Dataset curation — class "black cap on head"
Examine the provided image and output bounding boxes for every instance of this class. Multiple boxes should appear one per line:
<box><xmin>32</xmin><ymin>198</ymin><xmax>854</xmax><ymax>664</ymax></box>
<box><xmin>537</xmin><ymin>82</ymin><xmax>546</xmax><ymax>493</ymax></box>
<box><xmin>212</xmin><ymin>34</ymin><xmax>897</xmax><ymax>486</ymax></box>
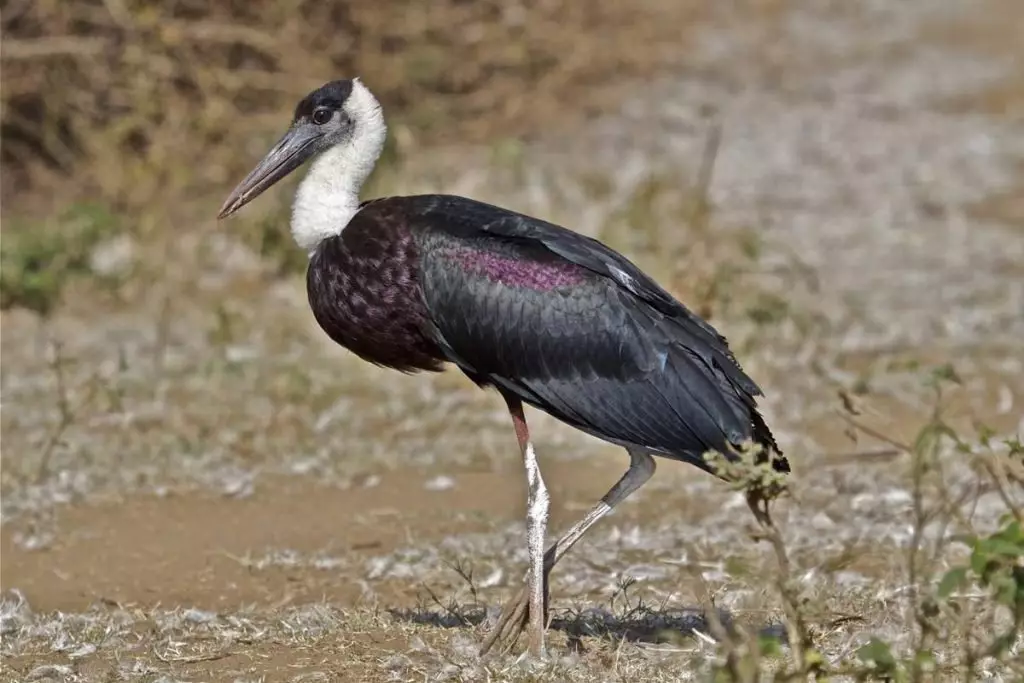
<box><xmin>218</xmin><ymin>78</ymin><xmax>366</xmax><ymax>220</ymax></box>
<box><xmin>293</xmin><ymin>80</ymin><xmax>355</xmax><ymax>124</ymax></box>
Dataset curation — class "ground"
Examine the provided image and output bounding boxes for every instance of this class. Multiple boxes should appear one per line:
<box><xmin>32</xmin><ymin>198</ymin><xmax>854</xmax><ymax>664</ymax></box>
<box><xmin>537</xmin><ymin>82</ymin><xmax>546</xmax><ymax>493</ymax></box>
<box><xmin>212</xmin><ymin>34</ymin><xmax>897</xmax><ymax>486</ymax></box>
<box><xmin>2</xmin><ymin>1</ymin><xmax>1023</xmax><ymax>681</ymax></box>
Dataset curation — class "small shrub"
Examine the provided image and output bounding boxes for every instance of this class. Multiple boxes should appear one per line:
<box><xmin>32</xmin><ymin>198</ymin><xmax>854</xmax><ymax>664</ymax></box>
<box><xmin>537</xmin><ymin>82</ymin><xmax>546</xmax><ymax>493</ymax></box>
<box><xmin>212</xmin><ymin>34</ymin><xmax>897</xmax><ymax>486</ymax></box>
<box><xmin>704</xmin><ymin>368</ymin><xmax>1024</xmax><ymax>682</ymax></box>
<box><xmin>1</xmin><ymin>201</ymin><xmax>120</xmax><ymax>315</ymax></box>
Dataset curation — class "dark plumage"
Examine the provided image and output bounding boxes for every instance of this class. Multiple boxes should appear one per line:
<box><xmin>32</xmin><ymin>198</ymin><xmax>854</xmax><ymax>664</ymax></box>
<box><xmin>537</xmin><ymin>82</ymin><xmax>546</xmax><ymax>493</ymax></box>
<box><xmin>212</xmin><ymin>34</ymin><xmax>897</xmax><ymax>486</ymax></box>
<box><xmin>309</xmin><ymin>194</ymin><xmax>786</xmax><ymax>475</ymax></box>
<box><xmin>307</xmin><ymin>207</ymin><xmax>443</xmax><ymax>373</ymax></box>
<box><xmin>218</xmin><ymin>78</ymin><xmax>787</xmax><ymax>658</ymax></box>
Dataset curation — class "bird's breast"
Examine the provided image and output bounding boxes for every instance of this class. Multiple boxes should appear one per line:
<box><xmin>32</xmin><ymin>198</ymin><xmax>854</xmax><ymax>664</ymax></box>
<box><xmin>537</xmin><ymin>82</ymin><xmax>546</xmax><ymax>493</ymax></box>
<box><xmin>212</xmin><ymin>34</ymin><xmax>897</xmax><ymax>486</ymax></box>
<box><xmin>306</xmin><ymin>223</ymin><xmax>445</xmax><ymax>373</ymax></box>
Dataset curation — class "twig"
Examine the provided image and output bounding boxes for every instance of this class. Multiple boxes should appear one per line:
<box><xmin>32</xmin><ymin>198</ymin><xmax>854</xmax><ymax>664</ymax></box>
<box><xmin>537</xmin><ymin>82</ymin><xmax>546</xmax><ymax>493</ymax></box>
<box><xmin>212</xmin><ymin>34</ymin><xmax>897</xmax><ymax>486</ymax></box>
<box><xmin>445</xmin><ymin>558</ymin><xmax>481</xmax><ymax>604</ymax></box>
<box><xmin>976</xmin><ymin>454</ymin><xmax>1023</xmax><ymax>524</ymax></box>
<box><xmin>690</xmin><ymin>566</ymin><xmax>751</xmax><ymax>682</ymax></box>
<box><xmin>745</xmin><ymin>491</ymin><xmax>817</xmax><ymax>679</ymax></box>
<box><xmin>689</xmin><ymin>118</ymin><xmax>723</xmax><ymax>235</ymax></box>
<box><xmin>35</xmin><ymin>341</ymin><xmax>101</xmax><ymax>483</ymax></box>
<box><xmin>153</xmin><ymin>649</ymin><xmax>232</xmax><ymax>664</ymax></box>
<box><xmin>36</xmin><ymin>341</ymin><xmax>73</xmax><ymax>482</ymax></box>
<box><xmin>818</xmin><ymin>447</ymin><xmax>903</xmax><ymax>466</ymax></box>
<box><xmin>2</xmin><ymin>37</ymin><xmax>107</xmax><ymax>60</ymax></box>
<box><xmin>152</xmin><ymin>294</ymin><xmax>173</xmax><ymax>375</ymax></box>
<box><xmin>100</xmin><ymin>0</ymin><xmax>135</xmax><ymax>29</ymax></box>
<box><xmin>906</xmin><ymin>398</ymin><xmax>949</xmax><ymax>683</ymax></box>
<box><xmin>162</xmin><ymin>19</ymin><xmax>281</xmax><ymax>53</ymax></box>
<box><xmin>835</xmin><ymin>411</ymin><xmax>912</xmax><ymax>452</ymax></box>
<box><xmin>421</xmin><ymin>583</ymin><xmax>471</xmax><ymax>628</ymax></box>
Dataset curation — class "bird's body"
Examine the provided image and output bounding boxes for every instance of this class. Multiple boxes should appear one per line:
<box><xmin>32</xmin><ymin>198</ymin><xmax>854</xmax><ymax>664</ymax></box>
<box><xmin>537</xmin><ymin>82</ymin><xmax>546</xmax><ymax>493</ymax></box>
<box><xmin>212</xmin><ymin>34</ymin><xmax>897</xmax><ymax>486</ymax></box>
<box><xmin>307</xmin><ymin>194</ymin><xmax>782</xmax><ymax>475</ymax></box>
<box><xmin>219</xmin><ymin>78</ymin><xmax>787</xmax><ymax>658</ymax></box>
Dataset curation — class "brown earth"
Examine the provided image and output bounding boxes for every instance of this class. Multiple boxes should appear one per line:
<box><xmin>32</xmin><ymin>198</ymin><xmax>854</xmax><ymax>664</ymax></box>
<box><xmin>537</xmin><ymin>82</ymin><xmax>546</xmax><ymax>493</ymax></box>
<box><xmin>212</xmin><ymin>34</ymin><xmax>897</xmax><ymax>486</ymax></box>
<box><xmin>2</xmin><ymin>460</ymin><xmax>641</xmax><ymax>613</ymax></box>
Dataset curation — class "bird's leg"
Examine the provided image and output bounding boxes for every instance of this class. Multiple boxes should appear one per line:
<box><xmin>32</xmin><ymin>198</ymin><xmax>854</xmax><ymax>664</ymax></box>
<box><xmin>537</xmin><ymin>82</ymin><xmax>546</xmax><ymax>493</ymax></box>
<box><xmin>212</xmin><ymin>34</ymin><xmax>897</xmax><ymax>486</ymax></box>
<box><xmin>501</xmin><ymin>394</ymin><xmax>550</xmax><ymax>658</ymax></box>
<box><xmin>480</xmin><ymin>448</ymin><xmax>656</xmax><ymax>656</ymax></box>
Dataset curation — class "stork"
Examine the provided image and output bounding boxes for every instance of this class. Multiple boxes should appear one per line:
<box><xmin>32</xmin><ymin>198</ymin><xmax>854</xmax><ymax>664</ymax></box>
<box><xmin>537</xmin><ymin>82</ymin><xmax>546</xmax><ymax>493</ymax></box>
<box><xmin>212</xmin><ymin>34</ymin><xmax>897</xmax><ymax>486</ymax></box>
<box><xmin>218</xmin><ymin>78</ymin><xmax>788</xmax><ymax>657</ymax></box>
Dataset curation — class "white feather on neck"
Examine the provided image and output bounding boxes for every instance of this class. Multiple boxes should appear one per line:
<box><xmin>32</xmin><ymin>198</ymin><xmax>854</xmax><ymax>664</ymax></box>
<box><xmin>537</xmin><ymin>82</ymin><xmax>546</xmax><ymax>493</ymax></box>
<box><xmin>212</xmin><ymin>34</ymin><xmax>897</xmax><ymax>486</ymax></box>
<box><xmin>291</xmin><ymin>79</ymin><xmax>386</xmax><ymax>254</ymax></box>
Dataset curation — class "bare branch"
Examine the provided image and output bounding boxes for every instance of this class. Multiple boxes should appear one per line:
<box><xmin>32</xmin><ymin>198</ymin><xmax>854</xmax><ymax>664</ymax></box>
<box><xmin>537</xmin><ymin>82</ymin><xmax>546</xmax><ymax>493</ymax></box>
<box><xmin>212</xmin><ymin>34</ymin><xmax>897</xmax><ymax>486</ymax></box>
<box><xmin>2</xmin><ymin>37</ymin><xmax>107</xmax><ymax>61</ymax></box>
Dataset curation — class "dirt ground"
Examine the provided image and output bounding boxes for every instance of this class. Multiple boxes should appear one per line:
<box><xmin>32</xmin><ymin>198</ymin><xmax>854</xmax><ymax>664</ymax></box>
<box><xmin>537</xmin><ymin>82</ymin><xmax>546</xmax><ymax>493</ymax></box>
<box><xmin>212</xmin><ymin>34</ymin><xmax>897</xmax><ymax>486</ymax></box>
<box><xmin>2</xmin><ymin>1</ymin><xmax>1023</xmax><ymax>681</ymax></box>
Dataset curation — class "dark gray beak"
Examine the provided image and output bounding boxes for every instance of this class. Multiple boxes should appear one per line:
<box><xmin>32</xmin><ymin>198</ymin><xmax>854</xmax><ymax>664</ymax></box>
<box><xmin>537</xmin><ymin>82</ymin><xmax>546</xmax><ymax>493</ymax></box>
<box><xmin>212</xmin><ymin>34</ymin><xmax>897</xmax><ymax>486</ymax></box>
<box><xmin>218</xmin><ymin>125</ymin><xmax>322</xmax><ymax>219</ymax></box>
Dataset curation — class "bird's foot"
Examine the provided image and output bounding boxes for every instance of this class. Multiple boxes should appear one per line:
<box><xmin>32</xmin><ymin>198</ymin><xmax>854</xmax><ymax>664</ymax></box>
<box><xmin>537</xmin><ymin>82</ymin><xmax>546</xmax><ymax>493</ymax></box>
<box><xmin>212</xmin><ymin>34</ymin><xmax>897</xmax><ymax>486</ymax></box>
<box><xmin>479</xmin><ymin>583</ymin><xmax>549</xmax><ymax>657</ymax></box>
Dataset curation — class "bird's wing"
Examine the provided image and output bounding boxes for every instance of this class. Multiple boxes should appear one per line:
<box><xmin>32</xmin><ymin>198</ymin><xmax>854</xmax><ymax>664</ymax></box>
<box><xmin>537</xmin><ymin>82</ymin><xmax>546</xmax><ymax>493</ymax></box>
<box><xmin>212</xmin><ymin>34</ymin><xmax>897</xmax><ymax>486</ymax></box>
<box><xmin>416</xmin><ymin>195</ymin><xmax>763</xmax><ymax>398</ymax></box>
<box><xmin>409</xmin><ymin>195</ymin><xmax>782</xmax><ymax>470</ymax></box>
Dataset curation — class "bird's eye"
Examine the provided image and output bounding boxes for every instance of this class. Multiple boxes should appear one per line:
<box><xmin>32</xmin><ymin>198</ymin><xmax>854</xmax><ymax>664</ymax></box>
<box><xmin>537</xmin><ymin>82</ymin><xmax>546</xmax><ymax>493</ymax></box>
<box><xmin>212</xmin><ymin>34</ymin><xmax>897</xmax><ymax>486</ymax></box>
<box><xmin>311</xmin><ymin>108</ymin><xmax>332</xmax><ymax>125</ymax></box>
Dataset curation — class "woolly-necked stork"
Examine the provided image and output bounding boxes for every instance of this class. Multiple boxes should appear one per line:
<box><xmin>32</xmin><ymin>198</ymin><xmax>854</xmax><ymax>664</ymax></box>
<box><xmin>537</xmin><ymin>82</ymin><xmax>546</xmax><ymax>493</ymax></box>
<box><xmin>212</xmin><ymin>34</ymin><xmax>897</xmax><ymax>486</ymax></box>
<box><xmin>218</xmin><ymin>78</ymin><xmax>787</xmax><ymax>657</ymax></box>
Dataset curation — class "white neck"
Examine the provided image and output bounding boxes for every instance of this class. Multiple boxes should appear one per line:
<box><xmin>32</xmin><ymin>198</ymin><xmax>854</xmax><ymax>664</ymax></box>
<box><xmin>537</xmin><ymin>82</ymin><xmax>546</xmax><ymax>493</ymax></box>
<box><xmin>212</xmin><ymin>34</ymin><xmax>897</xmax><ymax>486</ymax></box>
<box><xmin>291</xmin><ymin>79</ymin><xmax>386</xmax><ymax>254</ymax></box>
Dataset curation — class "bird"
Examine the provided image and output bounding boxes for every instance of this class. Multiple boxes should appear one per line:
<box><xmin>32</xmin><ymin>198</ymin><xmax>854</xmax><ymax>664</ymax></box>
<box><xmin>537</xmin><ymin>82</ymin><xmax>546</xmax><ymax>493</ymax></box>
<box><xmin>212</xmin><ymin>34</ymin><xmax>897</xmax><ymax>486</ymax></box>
<box><xmin>218</xmin><ymin>77</ymin><xmax>788</xmax><ymax>658</ymax></box>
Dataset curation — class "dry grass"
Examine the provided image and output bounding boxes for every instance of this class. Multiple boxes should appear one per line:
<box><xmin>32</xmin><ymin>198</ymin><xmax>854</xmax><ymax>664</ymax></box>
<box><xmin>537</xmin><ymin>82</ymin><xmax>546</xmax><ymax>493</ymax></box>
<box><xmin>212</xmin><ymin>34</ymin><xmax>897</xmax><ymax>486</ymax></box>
<box><xmin>2</xmin><ymin>0</ymin><xmax>701</xmax><ymax>213</ymax></box>
<box><xmin>3</xmin><ymin>0</ymin><xmax>1024</xmax><ymax>681</ymax></box>
<box><xmin>1</xmin><ymin>412</ymin><xmax>1021</xmax><ymax>681</ymax></box>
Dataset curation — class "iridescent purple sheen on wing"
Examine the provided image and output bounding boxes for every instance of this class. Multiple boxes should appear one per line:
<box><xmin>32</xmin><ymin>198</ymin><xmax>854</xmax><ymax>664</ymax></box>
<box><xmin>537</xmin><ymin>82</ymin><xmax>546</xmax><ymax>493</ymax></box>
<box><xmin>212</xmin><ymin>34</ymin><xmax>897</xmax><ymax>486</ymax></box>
<box><xmin>446</xmin><ymin>246</ymin><xmax>587</xmax><ymax>290</ymax></box>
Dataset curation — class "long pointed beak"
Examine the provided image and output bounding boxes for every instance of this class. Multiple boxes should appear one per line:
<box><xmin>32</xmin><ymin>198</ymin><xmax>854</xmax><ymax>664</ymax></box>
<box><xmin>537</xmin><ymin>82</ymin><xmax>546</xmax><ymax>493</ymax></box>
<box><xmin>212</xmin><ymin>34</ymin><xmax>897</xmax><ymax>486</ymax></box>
<box><xmin>217</xmin><ymin>126</ymin><xmax>322</xmax><ymax>219</ymax></box>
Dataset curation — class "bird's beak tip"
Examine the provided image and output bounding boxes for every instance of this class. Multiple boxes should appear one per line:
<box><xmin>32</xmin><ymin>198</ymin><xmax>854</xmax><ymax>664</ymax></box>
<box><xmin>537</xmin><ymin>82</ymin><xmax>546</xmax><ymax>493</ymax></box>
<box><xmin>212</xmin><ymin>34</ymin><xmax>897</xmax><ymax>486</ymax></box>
<box><xmin>217</xmin><ymin>196</ymin><xmax>239</xmax><ymax>220</ymax></box>
<box><xmin>217</xmin><ymin>125</ymin><xmax>315</xmax><ymax>222</ymax></box>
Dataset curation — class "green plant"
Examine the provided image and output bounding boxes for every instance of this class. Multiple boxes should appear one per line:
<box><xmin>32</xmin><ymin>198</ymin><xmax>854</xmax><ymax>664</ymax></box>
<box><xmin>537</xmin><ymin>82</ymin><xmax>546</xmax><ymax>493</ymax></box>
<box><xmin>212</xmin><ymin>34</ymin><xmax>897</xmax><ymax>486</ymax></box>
<box><xmin>0</xmin><ymin>201</ymin><xmax>121</xmax><ymax>315</ymax></box>
<box><xmin>702</xmin><ymin>367</ymin><xmax>1024</xmax><ymax>682</ymax></box>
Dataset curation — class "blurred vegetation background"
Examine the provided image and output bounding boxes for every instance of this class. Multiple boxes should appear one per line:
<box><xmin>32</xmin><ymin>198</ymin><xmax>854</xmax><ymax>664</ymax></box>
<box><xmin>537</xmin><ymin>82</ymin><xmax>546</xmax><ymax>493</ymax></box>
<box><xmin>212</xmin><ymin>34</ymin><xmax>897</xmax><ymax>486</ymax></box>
<box><xmin>2</xmin><ymin>0</ymin><xmax>696</xmax><ymax>214</ymax></box>
<box><xmin>4</xmin><ymin>0</ymin><xmax>751</xmax><ymax>321</ymax></box>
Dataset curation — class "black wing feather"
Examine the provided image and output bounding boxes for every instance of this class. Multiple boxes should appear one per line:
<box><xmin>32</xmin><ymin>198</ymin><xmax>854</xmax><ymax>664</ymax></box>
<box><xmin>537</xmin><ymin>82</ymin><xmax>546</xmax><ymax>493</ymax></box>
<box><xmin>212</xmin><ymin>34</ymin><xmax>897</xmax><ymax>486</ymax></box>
<box><xmin>401</xmin><ymin>194</ymin><xmax>784</xmax><ymax>474</ymax></box>
<box><xmin>415</xmin><ymin>196</ymin><xmax>764</xmax><ymax>395</ymax></box>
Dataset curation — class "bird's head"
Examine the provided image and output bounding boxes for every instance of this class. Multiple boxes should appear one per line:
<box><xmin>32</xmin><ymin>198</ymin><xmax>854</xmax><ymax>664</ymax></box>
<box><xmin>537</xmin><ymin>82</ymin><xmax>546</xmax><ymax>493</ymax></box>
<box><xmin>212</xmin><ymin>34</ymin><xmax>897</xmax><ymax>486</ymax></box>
<box><xmin>218</xmin><ymin>78</ymin><xmax>381</xmax><ymax>219</ymax></box>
